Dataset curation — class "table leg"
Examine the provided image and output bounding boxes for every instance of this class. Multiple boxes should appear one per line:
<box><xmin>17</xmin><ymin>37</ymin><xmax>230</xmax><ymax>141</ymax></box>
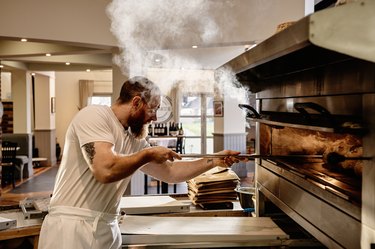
<box><xmin>33</xmin><ymin>235</ymin><xmax>39</xmax><ymax>249</ymax></box>
<box><xmin>144</xmin><ymin>174</ymin><xmax>148</xmax><ymax>195</ymax></box>
<box><xmin>161</xmin><ymin>182</ymin><xmax>168</xmax><ymax>193</ymax></box>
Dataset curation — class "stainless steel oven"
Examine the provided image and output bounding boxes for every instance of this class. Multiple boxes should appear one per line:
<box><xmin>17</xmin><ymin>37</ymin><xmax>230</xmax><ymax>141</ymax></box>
<box><xmin>217</xmin><ymin>2</ymin><xmax>375</xmax><ymax>248</ymax></box>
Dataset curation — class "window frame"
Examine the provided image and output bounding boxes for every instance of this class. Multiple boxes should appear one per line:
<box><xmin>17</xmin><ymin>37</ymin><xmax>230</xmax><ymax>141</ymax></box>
<box><xmin>179</xmin><ymin>92</ymin><xmax>213</xmax><ymax>154</ymax></box>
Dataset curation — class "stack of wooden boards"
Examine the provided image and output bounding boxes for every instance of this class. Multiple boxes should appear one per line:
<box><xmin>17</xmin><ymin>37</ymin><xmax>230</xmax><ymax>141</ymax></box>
<box><xmin>187</xmin><ymin>167</ymin><xmax>240</xmax><ymax>209</ymax></box>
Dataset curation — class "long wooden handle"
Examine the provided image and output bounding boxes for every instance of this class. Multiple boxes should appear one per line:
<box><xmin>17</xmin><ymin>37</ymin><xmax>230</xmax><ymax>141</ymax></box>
<box><xmin>180</xmin><ymin>154</ymin><xmax>323</xmax><ymax>159</ymax></box>
<box><xmin>180</xmin><ymin>153</ymin><xmax>372</xmax><ymax>164</ymax></box>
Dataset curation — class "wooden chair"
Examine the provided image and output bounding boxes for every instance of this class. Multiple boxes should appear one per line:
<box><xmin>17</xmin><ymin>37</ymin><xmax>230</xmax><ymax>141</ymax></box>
<box><xmin>1</xmin><ymin>141</ymin><xmax>18</xmax><ymax>188</ymax></box>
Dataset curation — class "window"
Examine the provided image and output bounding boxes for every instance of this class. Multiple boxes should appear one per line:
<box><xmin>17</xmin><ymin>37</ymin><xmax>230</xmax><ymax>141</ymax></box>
<box><xmin>180</xmin><ymin>93</ymin><xmax>213</xmax><ymax>154</ymax></box>
<box><xmin>90</xmin><ymin>95</ymin><xmax>112</xmax><ymax>106</ymax></box>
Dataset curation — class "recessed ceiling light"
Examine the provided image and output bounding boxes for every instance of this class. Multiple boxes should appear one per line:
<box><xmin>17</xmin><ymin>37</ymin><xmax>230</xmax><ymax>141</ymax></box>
<box><xmin>21</xmin><ymin>38</ymin><xmax>28</xmax><ymax>42</ymax></box>
<box><xmin>0</xmin><ymin>65</ymin><xmax>3</xmax><ymax>68</ymax></box>
<box><xmin>46</xmin><ymin>53</ymin><xmax>51</xmax><ymax>56</ymax></box>
<box><xmin>192</xmin><ymin>45</ymin><xmax>198</xmax><ymax>49</ymax></box>
<box><xmin>31</xmin><ymin>73</ymin><xmax>36</xmax><ymax>76</ymax></box>
<box><xmin>155</xmin><ymin>58</ymin><xmax>160</xmax><ymax>63</ymax></box>
<box><xmin>86</xmin><ymin>69</ymin><xmax>91</xmax><ymax>72</ymax></box>
<box><xmin>65</xmin><ymin>62</ymin><xmax>70</xmax><ymax>65</ymax></box>
<box><xmin>244</xmin><ymin>44</ymin><xmax>257</xmax><ymax>51</ymax></box>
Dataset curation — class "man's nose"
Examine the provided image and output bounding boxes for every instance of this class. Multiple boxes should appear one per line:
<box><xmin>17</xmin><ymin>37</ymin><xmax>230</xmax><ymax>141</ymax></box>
<box><xmin>150</xmin><ymin>113</ymin><xmax>157</xmax><ymax>121</ymax></box>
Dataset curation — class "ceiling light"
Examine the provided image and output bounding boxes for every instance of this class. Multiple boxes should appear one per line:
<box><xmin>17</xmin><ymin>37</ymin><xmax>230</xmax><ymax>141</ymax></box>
<box><xmin>244</xmin><ymin>44</ymin><xmax>257</xmax><ymax>51</ymax></box>
<box><xmin>20</xmin><ymin>38</ymin><xmax>28</xmax><ymax>42</ymax></box>
<box><xmin>65</xmin><ymin>62</ymin><xmax>70</xmax><ymax>65</ymax></box>
<box><xmin>46</xmin><ymin>53</ymin><xmax>51</xmax><ymax>56</ymax></box>
<box><xmin>31</xmin><ymin>73</ymin><xmax>36</xmax><ymax>76</ymax></box>
<box><xmin>192</xmin><ymin>45</ymin><xmax>198</xmax><ymax>49</ymax></box>
<box><xmin>86</xmin><ymin>69</ymin><xmax>91</xmax><ymax>72</ymax></box>
<box><xmin>0</xmin><ymin>65</ymin><xmax>3</xmax><ymax>68</ymax></box>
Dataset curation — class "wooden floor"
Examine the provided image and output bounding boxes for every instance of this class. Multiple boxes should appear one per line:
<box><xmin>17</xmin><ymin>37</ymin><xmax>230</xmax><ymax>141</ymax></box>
<box><xmin>0</xmin><ymin>166</ymin><xmax>254</xmax><ymax>208</ymax></box>
<box><xmin>0</xmin><ymin>166</ymin><xmax>54</xmax><ymax>207</ymax></box>
<box><xmin>0</xmin><ymin>166</ymin><xmax>189</xmax><ymax>208</ymax></box>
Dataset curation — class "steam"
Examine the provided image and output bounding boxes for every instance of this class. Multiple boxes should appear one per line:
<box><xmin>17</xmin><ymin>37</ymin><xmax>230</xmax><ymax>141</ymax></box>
<box><xmin>106</xmin><ymin>0</ymin><xmax>250</xmax><ymax>103</ymax></box>
<box><xmin>215</xmin><ymin>66</ymin><xmax>248</xmax><ymax>100</ymax></box>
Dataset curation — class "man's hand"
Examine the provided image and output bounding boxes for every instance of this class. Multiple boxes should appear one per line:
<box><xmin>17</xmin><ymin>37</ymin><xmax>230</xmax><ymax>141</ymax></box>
<box><xmin>146</xmin><ymin>146</ymin><xmax>182</xmax><ymax>163</ymax></box>
<box><xmin>212</xmin><ymin>150</ymin><xmax>245</xmax><ymax>168</ymax></box>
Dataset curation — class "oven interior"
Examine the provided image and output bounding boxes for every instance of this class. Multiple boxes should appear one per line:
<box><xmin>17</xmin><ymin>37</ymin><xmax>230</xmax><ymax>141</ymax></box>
<box><xmin>259</xmin><ymin>124</ymin><xmax>363</xmax><ymax>205</ymax></box>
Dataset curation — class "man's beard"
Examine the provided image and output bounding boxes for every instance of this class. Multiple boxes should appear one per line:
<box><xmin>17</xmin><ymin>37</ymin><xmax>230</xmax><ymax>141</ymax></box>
<box><xmin>128</xmin><ymin>112</ymin><xmax>149</xmax><ymax>139</ymax></box>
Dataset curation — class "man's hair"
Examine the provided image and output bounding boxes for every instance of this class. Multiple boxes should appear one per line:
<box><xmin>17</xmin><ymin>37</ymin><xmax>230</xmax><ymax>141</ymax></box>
<box><xmin>116</xmin><ymin>76</ymin><xmax>160</xmax><ymax>104</ymax></box>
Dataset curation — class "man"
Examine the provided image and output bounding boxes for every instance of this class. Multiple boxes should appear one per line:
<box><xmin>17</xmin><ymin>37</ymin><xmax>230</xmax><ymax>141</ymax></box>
<box><xmin>38</xmin><ymin>76</ymin><xmax>242</xmax><ymax>249</ymax></box>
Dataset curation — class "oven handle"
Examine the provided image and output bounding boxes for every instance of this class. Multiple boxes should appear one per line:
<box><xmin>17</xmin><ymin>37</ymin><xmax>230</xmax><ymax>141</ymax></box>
<box><xmin>293</xmin><ymin>102</ymin><xmax>332</xmax><ymax>119</ymax></box>
<box><xmin>238</xmin><ymin>104</ymin><xmax>261</xmax><ymax>118</ymax></box>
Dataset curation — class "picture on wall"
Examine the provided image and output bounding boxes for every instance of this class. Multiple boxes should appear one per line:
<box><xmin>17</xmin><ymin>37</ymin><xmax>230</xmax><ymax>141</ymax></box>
<box><xmin>213</xmin><ymin>101</ymin><xmax>223</xmax><ymax>117</ymax></box>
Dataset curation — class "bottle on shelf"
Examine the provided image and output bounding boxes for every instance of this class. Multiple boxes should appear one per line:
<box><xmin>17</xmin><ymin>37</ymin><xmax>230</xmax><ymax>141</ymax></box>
<box><xmin>164</xmin><ymin>122</ymin><xmax>168</xmax><ymax>136</ymax></box>
<box><xmin>162</xmin><ymin>123</ymin><xmax>166</xmax><ymax>136</ymax></box>
<box><xmin>166</xmin><ymin>122</ymin><xmax>170</xmax><ymax>136</ymax></box>
<box><xmin>154</xmin><ymin>123</ymin><xmax>159</xmax><ymax>136</ymax></box>
<box><xmin>169</xmin><ymin>122</ymin><xmax>178</xmax><ymax>136</ymax></box>
<box><xmin>178</xmin><ymin>122</ymin><xmax>184</xmax><ymax>135</ymax></box>
<box><xmin>157</xmin><ymin>123</ymin><xmax>162</xmax><ymax>136</ymax></box>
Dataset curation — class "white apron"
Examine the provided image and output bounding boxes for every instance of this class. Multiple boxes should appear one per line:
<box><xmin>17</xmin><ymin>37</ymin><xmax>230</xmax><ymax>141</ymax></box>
<box><xmin>38</xmin><ymin>206</ymin><xmax>121</xmax><ymax>249</ymax></box>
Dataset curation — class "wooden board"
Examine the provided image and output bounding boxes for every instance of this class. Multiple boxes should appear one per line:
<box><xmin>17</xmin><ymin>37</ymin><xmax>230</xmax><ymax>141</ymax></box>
<box><xmin>119</xmin><ymin>196</ymin><xmax>190</xmax><ymax>215</ymax></box>
<box><xmin>121</xmin><ymin>216</ymin><xmax>288</xmax><ymax>245</ymax></box>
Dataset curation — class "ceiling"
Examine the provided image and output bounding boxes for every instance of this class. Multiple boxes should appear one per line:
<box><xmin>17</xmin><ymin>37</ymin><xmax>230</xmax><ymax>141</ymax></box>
<box><xmin>0</xmin><ymin>39</ymin><xmax>114</xmax><ymax>72</ymax></box>
<box><xmin>0</xmin><ymin>0</ymin><xmax>312</xmax><ymax>74</ymax></box>
<box><xmin>0</xmin><ymin>32</ymin><xmax>254</xmax><ymax>73</ymax></box>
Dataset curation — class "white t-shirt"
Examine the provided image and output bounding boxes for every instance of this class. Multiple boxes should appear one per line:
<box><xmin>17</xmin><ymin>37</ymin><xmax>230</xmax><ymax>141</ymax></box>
<box><xmin>50</xmin><ymin>105</ymin><xmax>148</xmax><ymax>214</ymax></box>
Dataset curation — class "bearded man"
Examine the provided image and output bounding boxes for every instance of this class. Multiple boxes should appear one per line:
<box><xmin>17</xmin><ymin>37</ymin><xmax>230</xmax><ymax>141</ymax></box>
<box><xmin>38</xmin><ymin>76</ymin><xmax>241</xmax><ymax>249</ymax></box>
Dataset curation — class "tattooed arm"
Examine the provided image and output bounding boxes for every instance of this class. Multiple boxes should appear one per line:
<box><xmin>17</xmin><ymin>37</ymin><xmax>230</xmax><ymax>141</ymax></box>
<box><xmin>81</xmin><ymin>141</ymin><xmax>181</xmax><ymax>184</ymax></box>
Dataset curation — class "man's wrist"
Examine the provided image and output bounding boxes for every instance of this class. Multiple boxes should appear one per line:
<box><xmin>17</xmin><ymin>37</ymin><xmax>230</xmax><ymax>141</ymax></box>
<box><xmin>207</xmin><ymin>158</ymin><xmax>214</xmax><ymax>168</ymax></box>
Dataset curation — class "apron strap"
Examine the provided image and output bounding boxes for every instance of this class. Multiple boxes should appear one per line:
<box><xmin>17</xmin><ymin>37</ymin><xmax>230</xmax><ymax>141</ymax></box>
<box><xmin>49</xmin><ymin>205</ymin><xmax>119</xmax><ymax>232</ymax></box>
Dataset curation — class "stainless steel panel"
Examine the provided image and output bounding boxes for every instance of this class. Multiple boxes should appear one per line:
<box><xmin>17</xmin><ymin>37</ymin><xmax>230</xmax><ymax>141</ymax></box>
<box><xmin>257</xmin><ymin>72</ymin><xmax>320</xmax><ymax>99</ymax></box>
<box><xmin>257</xmin><ymin>60</ymin><xmax>375</xmax><ymax>100</ymax></box>
<box><xmin>362</xmin><ymin>94</ymin><xmax>375</xmax><ymax>246</ymax></box>
<box><xmin>279</xmin><ymin>178</ymin><xmax>361</xmax><ymax>249</ymax></box>
<box><xmin>259</xmin><ymin>160</ymin><xmax>361</xmax><ymax>220</ymax></box>
<box><xmin>217</xmin><ymin>1</ymin><xmax>375</xmax><ymax>77</ymax></box>
<box><xmin>310</xmin><ymin>0</ymin><xmax>375</xmax><ymax>64</ymax></box>
<box><xmin>258</xmin><ymin>185</ymin><xmax>343</xmax><ymax>249</ymax></box>
<box><xmin>257</xmin><ymin>163</ymin><xmax>280</xmax><ymax>197</ymax></box>
<box><xmin>261</xmin><ymin>95</ymin><xmax>363</xmax><ymax>116</ymax></box>
<box><xmin>321</xmin><ymin>61</ymin><xmax>375</xmax><ymax>95</ymax></box>
<box><xmin>257</xmin><ymin>165</ymin><xmax>361</xmax><ymax>249</ymax></box>
<box><xmin>218</xmin><ymin>15</ymin><xmax>310</xmax><ymax>74</ymax></box>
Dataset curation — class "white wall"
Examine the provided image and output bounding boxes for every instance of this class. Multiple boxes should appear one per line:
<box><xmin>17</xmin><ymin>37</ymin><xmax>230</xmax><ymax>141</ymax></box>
<box><xmin>1</xmin><ymin>72</ymin><xmax>12</xmax><ymax>100</ymax></box>
<box><xmin>34</xmin><ymin>74</ymin><xmax>55</xmax><ymax>130</ymax></box>
<box><xmin>12</xmin><ymin>70</ymin><xmax>32</xmax><ymax>133</ymax></box>
<box><xmin>55</xmin><ymin>70</ymin><xmax>112</xmax><ymax>149</ymax></box>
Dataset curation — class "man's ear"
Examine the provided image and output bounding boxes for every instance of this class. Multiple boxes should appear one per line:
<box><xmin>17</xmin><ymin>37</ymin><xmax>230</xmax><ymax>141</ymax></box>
<box><xmin>132</xmin><ymin>96</ymin><xmax>143</xmax><ymax>110</ymax></box>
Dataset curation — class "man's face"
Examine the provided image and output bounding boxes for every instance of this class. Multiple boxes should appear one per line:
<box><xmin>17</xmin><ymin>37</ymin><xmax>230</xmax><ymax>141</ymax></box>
<box><xmin>128</xmin><ymin>96</ymin><xmax>160</xmax><ymax>139</ymax></box>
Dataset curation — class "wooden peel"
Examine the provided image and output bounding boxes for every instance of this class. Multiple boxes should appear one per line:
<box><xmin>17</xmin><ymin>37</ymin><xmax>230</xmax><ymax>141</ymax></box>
<box><xmin>180</xmin><ymin>153</ymin><xmax>372</xmax><ymax>164</ymax></box>
<box><xmin>180</xmin><ymin>153</ymin><xmax>322</xmax><ymax>160</ymax></box>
